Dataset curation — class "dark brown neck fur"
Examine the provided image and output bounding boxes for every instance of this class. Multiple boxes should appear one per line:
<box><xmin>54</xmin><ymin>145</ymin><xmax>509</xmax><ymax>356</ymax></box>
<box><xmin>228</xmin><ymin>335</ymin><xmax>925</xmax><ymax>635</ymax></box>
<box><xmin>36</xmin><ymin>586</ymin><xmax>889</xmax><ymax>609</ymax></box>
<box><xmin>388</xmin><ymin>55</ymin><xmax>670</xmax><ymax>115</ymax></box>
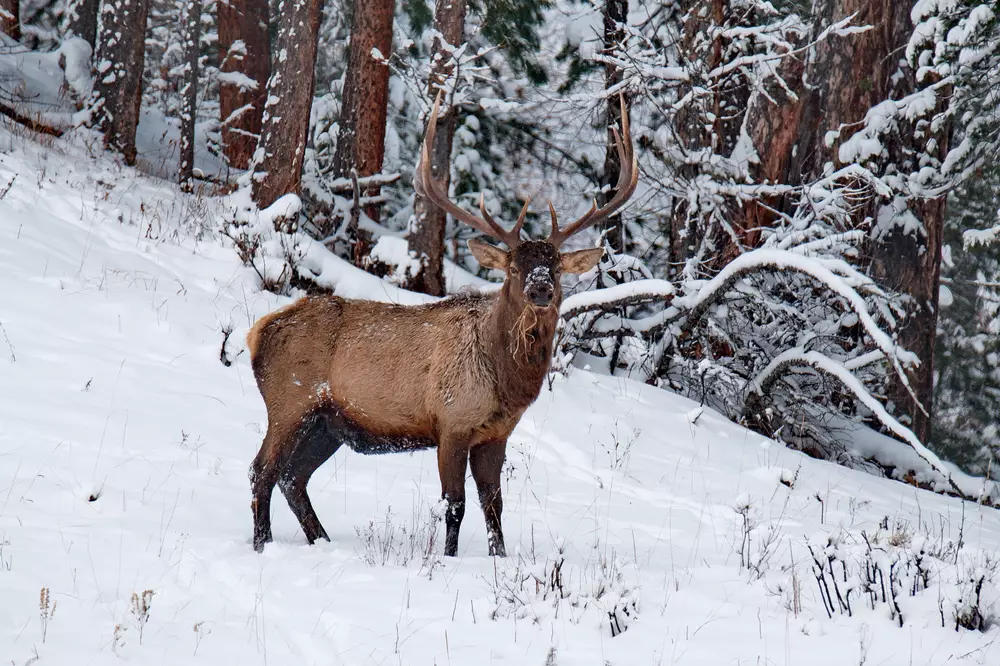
<box><xmin>482</xmin><ymin>283</ymin><xmax>559</xmax><ymax>411</ymax></box>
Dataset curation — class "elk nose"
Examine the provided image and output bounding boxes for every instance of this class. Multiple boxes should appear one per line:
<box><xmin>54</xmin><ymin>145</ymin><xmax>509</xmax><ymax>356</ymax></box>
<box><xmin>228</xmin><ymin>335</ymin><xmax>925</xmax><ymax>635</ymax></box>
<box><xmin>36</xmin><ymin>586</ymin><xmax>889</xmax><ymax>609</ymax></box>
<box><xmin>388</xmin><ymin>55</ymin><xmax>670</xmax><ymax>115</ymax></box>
<box><xmin>527</xmin><ymin>282</ymin><xmax>554</xmax><ymax>306</ymax></box>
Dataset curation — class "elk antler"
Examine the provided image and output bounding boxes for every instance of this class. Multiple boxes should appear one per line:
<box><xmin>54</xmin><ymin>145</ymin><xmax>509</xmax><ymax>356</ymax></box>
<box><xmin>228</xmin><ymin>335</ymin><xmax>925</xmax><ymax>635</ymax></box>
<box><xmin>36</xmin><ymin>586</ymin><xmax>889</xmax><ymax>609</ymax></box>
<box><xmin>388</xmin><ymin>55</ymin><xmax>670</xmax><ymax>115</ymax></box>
<box><xmin>414</xmin><ymin>93</ymin><xmax>527</xmax><ymax>249</ymax></box>
<box><xmin>548</xmin><ymin>94</ymin><xmax>638</xmax><ymax>248</ymax></box>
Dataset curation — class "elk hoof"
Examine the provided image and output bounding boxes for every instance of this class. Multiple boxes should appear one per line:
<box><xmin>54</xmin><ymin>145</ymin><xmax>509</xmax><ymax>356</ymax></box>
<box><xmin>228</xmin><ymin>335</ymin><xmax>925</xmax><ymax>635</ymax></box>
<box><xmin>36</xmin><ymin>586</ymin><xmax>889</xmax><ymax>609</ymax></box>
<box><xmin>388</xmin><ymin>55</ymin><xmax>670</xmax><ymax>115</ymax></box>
<box><xmin>305</xmin><ymin>530</ymin><xmax>331</xmax><ymax>546</ymax></box>
<box><xmin>253</xmin><ymin>532</ymin><xmax>272</xmax><ymax>553</ymax></box>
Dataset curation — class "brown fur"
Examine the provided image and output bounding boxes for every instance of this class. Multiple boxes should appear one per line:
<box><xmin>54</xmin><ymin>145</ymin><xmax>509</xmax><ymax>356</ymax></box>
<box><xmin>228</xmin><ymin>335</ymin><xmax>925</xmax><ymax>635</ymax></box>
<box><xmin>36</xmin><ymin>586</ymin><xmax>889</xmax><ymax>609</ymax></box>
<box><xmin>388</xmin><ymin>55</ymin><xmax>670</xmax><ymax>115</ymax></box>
<box><xmin>247</xmin><ymin>239</ymin><xmax>587</xmax><ymax>556</ymax></box>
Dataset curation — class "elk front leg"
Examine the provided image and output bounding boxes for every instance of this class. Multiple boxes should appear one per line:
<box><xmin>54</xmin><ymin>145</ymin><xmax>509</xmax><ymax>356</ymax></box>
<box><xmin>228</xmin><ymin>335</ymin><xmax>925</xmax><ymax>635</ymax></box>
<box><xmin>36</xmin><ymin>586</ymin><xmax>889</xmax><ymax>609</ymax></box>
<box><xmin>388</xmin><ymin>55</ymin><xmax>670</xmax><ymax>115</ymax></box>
<box><xmin>438</xmin><ymin>444</ymin><xmax>470</xmax><ymax>557</ymax></box>
<box><xmin>470</xmin><ymin>441</ymin><xmax>506</xmax><ymax>557</ymax></box>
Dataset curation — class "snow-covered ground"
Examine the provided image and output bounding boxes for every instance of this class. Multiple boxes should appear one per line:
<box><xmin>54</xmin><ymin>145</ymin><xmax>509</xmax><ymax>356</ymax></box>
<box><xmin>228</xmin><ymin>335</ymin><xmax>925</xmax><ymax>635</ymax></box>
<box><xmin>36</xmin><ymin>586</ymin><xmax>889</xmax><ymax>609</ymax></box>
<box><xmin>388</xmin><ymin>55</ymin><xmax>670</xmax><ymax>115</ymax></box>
<box><xmin>2</xmin><ymin>124</ymin><xmax>1000</xmax><ymax>666</ymax></box>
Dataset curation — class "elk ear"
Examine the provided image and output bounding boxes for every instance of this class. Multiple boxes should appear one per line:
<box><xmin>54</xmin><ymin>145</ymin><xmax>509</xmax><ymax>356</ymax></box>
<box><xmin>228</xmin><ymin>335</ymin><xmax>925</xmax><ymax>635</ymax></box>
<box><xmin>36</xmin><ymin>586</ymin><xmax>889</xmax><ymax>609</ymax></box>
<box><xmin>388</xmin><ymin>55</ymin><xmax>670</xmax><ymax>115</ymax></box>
<box><xmin>560</xmin><ymin>247</ymin><xmax>604</xmax><ymax>274</ymax></box>
<box><xmin>468</xmin><ymin>239</ymin><xmax>510</xmax><ymax>271</ymax></box>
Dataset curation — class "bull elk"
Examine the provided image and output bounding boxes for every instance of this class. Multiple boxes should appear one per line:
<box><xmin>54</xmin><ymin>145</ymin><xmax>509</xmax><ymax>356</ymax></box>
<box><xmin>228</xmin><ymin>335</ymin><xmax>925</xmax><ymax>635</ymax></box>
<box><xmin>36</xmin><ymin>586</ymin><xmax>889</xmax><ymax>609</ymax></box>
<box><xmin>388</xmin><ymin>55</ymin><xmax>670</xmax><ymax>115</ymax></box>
<box><xmin>247</xmin><ymin>94</ymin><xmax>638</xmax><ymax>556</ymax></box>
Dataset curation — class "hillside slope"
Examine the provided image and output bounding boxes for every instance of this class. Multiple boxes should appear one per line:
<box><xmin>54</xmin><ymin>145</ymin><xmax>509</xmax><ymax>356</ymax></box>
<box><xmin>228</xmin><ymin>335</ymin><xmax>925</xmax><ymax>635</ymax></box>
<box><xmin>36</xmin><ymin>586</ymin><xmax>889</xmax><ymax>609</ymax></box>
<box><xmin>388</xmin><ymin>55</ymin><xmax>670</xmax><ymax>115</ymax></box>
<box><xmin>1</xmin><ymin>130</ymin><xmax>999</xmax><ymax>665</ymax></box>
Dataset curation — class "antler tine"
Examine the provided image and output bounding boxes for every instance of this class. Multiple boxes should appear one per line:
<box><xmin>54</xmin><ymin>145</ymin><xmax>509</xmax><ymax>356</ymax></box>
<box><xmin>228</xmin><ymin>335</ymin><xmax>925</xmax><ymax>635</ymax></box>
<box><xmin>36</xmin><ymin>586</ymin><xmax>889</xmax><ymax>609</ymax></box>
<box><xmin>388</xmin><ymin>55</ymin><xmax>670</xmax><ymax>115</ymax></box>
<box><xmin>549</xmin><ymin>93</ymin><xmax>639</xmax><ymax>247</ymax></box>
<box><xmin>479</xmin><ymin>192</ymin><xmax>497</xmax><ymax>226</ymax></box>
<box><xmin>511</xmin><ymin>197</ymin><xmax>531</xmax><ymax>241</ymax></box>
<box><xmin>416</xmin><ymin>92</ymin><xmax>520</xmax><ymax>248</ymax></box>
<box><xmin>547</xmin><ymin>200</ymin><xmax>559</xmax><ymax>237</ymax></box>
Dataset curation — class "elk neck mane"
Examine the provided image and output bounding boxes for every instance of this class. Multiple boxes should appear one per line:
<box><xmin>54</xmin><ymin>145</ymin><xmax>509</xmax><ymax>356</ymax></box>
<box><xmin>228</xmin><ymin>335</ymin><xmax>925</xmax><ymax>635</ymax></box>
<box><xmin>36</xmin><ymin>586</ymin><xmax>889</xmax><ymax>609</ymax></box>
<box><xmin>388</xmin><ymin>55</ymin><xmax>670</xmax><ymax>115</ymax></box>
<box><xmin>474</xmin><ymin>281</ymin><xmax>559</xmax><ymax>411</ymax></box>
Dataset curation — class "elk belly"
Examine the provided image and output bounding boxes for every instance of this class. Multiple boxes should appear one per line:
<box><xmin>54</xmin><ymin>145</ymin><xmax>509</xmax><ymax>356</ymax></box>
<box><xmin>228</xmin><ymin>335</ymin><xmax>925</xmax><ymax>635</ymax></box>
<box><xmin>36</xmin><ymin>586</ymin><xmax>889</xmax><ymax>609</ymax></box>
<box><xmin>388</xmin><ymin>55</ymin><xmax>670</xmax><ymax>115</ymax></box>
<box><xmin>309</xmin><ymin>401</ymin><xmax>437</xmax><ymax>455</ymax></box>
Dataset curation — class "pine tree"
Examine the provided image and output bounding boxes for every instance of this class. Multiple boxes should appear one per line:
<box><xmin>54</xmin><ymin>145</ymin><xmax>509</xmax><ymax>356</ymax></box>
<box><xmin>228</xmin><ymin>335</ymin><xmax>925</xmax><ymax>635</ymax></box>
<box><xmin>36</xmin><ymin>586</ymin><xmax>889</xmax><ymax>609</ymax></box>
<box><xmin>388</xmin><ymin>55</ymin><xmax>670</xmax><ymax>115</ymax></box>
<box><xmin>219</xmin><ymin>0</ymin><xmax>270</xmax><ymax>170</ymax></box>
<box><xmin>65</xmin><ymin>0</ymin><xmax>99</xmax><ymax>46</ymax></box>
<box><xmin>600</xmin><ymin>0</ymin><xmax>628</xmax><ymax>254</ymax></box>
<box><xmin>934</xmin><ymin>168</ymin><xmax>1000</xmax><ymax>476</ymax></box>
<box><xmin>91</xmin><ymin>0</ymin><xmax>150</xmax><ymax>165</ymax></box>
<box><xmin>178</xmin><ymin>0</ymin><xmax>201</xmax><ymax>190</ymax></box>
<box><xmin>251</xmin><ymin>0</ymin><xmax>323</xmax><ymax>210</ymax></box>
<box><xmin>330</xmin><ymin>0</ymin><xmax>393</xmax><ymax>183</ymax></box>
<box><xmin>405</xmin><ymin>0</ymin><xmax>468</xmax><ymax>296</ymax></box>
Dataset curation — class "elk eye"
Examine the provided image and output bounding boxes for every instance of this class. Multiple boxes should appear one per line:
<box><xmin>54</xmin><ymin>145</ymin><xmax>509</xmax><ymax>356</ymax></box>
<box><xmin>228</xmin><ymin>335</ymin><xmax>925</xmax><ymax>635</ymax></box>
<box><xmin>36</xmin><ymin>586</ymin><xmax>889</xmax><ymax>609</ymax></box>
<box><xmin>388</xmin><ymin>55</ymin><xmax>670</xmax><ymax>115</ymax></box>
<box><xmin>510</xmin><ymin>266</ymin><xmax>519</xmax><ymax>276</ymax></box>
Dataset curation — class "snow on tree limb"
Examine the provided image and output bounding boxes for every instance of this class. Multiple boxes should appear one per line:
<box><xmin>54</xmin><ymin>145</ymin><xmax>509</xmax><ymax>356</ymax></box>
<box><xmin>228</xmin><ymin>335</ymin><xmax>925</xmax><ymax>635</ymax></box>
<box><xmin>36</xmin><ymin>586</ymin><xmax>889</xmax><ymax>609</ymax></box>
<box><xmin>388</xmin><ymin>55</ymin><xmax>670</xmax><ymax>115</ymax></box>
<box><xmin>749</xmin><ymin>347</ymin><xmax>967</xmax><ymax>499</ymax></box>
<box><xmin>560</xmin><ymin>279</ymin><xmax>674</xmax><ymax>320</ymax></box>
<box><xmin>675</xmin><ymin>249</ymin><xmax>918</xmax><ymax>368</ymax></box>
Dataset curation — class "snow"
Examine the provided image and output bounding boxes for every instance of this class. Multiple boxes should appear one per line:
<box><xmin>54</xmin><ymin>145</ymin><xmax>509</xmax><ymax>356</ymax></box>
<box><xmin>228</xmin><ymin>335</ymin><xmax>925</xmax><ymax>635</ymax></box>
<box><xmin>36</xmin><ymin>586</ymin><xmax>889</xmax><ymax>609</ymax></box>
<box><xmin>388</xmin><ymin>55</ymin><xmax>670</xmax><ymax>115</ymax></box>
<box><xmin>217</xmin><ymin>70</ymin><xmax>259</xmax><ymax>92</ymax></box>
<box><xmin>1</xmin><ymin>127</ymin><xmax>1000</xmax><ymax>665</ymax></box>
<box><xmin>0</xmin><ymin>40</ymin><xmax>81</xmax><ymax>130</ymax></box>
<box><xmin>57</xmin><ymin>37</ymin><xmax>94</xmax><ymax>100</ymax></box>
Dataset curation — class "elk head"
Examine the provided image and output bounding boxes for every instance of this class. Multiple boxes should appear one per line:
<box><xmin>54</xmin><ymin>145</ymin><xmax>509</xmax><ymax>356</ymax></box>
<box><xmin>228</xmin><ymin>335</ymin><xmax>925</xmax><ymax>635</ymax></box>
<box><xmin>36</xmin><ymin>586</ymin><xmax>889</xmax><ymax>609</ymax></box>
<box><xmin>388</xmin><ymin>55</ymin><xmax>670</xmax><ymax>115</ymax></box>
<box><xmin>414</xmin><ymin>93</ymin><xmax>639</xmax><ymax>311</ymax></box>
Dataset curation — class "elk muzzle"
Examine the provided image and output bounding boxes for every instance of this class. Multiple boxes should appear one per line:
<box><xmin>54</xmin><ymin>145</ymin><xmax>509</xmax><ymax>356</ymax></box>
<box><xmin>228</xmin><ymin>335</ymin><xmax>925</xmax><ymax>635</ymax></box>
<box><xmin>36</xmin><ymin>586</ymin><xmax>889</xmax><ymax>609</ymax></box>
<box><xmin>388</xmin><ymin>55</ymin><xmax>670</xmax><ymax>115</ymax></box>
<box><xmin>524</xmin><ymin>267</ymin><xmax>555</xmax><ymax>307</ymax></box>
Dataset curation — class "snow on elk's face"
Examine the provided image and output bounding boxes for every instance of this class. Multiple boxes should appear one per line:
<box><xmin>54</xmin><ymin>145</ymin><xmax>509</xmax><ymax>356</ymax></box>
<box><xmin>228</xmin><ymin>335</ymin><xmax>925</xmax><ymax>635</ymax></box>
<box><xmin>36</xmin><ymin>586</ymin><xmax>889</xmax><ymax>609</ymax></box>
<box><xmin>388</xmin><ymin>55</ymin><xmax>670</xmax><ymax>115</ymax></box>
<box><xmin>511</xmin><ymin>241</ymin><xmax>560</xmax><ymax>308</ymax></box>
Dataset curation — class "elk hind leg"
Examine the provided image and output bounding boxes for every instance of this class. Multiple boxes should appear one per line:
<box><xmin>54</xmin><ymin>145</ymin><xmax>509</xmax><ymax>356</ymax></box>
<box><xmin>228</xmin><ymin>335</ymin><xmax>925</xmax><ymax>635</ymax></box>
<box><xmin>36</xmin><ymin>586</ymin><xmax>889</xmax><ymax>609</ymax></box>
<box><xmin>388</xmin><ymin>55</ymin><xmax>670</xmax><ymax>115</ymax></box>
<box><xmin>470</xmin><ymin>441</ymin><xmax>506</xmax><ymax>557</ymax></box>
<box><xmin>250</xmin><ymin>419</ymin><xmax>298</xmax><ymax>552</ymax></box>
<box><xmin>277</xmin><ymin>413</ymin><xmax>342</xmax><ymax>545</ymax></box>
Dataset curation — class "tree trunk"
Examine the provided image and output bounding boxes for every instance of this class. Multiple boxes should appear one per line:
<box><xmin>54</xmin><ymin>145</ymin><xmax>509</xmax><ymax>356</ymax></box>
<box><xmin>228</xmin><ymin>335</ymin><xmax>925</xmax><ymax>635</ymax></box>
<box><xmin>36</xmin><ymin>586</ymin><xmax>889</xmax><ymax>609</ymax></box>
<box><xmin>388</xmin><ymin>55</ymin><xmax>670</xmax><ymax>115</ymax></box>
<box><xmin>331</xmin><ymin>0</ymin><xmax>393</xmax><ymax>226</ymax></box>
<box><xmin>219</xmin><ymin>0</ymin><xmax>271</xmax><ymax>170</ymax></box>
<box><xmin>670</xmin><ymin>0</ymin><xmax>749</xmax><ymax>273</ymax></box>
<box><xmin>251</xmin><ymin>0</ymin><xmax>322</xmax><ymax>211</ymax></box>
<box><xmin>601</xmin><ymin>0</ymin><xmax>627</xmax><ymax>254</ymax></box>
<box><xmin>178</xmin><ymin>0</ymin><xmax>201</xmax><ymax>191</ymax></box>
<box><xmin>91</xmin><ymin>0</ymin><xmax>149</xmax><ymax>166</ymax></box>
<box><xmin>871</xmin><ymin>195</ymin><xmax>947</xmax><ymax>446</ymax></box>
<box><xmin>0</xmin><ymin>0</ymin><xmax>19</xmax><ymax>41</ymax></box>
<box><xmin>794</xmin><ymin>1</ymin><xmax>947</xmax><ymax>444</ymax></box>
<box><xmin>403</xmin><ymin>0</ymin><xmax>466</xmax><ymax>296</ymax></box>
<box><xmin>65</xmin><ymin>0</ymin><xmax>99</xmax><ymax>47</ymax></box>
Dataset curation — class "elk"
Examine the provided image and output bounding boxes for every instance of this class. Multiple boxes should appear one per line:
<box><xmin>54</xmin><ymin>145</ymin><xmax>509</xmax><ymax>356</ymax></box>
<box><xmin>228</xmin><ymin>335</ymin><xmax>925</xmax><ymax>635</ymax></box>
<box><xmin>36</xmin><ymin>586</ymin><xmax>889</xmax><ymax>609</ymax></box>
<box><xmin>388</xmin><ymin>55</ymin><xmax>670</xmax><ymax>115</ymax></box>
<box><xmin>247</xmin><ymin>94</ymin><xmax>638</xmax><ymax>556</ymax></box>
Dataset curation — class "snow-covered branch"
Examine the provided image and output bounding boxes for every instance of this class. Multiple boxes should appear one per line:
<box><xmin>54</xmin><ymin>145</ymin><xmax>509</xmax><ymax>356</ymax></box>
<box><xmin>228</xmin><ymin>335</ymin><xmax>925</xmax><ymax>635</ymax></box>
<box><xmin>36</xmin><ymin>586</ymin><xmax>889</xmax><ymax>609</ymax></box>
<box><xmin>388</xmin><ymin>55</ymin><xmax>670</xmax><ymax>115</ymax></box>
<box><xmin>675</xmin><ymin>249</ymin><xmax>916</xmax><ymax>368</ymax></box>
<box><xmin>749</xmin><ymin>348</ymin><xmax>967</xmax><ymax>499</ymax></box>
<box><xmin>560</xmin><ymin>279</ymin><xmax>675</xmax><ymax>320</ymax></box>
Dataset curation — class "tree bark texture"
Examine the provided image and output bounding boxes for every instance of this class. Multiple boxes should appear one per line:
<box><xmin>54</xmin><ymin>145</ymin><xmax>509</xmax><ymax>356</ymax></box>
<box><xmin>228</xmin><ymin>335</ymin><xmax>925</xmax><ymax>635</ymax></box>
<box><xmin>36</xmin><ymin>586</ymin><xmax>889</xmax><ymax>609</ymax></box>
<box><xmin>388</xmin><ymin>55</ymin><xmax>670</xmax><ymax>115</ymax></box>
<box><xmin>601</xmin><ymin>0</ymin><xmax>628</xmax><ymax>254</ymax></box>
<box><xmin>91</xmin><ymin>0</ymin><xmax>149</xmax><ymax>166</ymax></box>
<box><xmin>219</xmin><ymin>0</ymin><xmax>271</xmax><ymax>170</ymax></box>
<box><xmin>65</xmin><ymin>0</ymin><xmax>100</xmax><ymax>47</ymax></box>
<box><xmin>251</xmin><ymin>0</ymin><xmax>323</xmax><ymax>211</ymax></box>
<box><xmin>1</xmin><ymin>0</ymin><xmax>19</xmax><ymax>41</ymax></box>
<box><xmin>178</xmin><ymin>0</ymin><xmax>201</xmax><ymax>191</ymax></box>
<box><xmin>331</xmin><ymin>0</ymin><xmax>394</xmax><ymax>222</ymax></box>
<box><xmin>404</xmin><ymin>0</ymin><xmax>466</xmax><ymax>296</ymax></box>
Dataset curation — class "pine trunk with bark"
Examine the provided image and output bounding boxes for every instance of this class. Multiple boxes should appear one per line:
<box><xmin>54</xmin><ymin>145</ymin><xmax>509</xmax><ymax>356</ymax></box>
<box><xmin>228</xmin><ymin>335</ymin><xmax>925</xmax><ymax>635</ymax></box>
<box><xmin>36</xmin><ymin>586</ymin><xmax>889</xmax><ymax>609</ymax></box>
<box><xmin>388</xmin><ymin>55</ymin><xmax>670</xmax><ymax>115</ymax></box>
<box><xmin>219</xmin><ymin>0</ymin><xmax>271</xmax><ymax>171</ymax></box>
<box><xmin>251</xmin><ymin>0</ymin><xmax>323</xmax><ymax>212</ymax></box>
<box><xmin>601</xmin><ymin>0</ymin><xmax>628</xmax><ymax>254</ymax></box>
<box><xmin>178</xmin><ymin>0</ymin><xmax>201</xmax><ymax>191</ymax></box>
<box><xmin>331</xmin><ymin>0</ymin><xmax>393</xmax><ymax>233</ymax></box>
<box><xmin>403</xmin><ymin>0</ymin><xmax>466</xmax><ymax>296</ymax></box>
<box><xmin>790</xmin><ymin>0</ymin><xmax>948</xmax><ymax>445</ymax></box>
<box><xmin>91</xmin><ymin>0</ymin><xmax>149</xmax><ymax>166</ymax></box>
<box><xmin>65</xmin><ymin>0</ymin><xmax>99</xmax><ymax>47</ymax></box>
<box><xmin>1</xmin><ymin>0</ymin><xmax>19</xmax><ymax>41</ymax></box>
